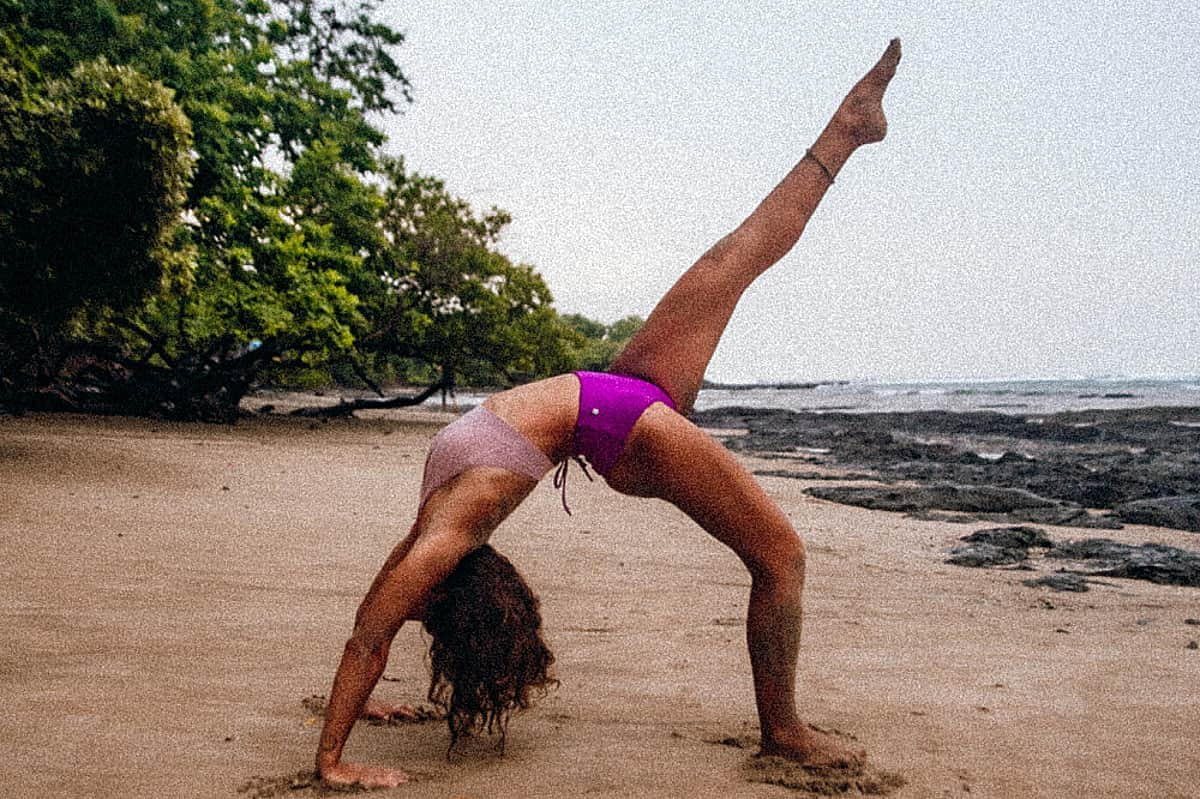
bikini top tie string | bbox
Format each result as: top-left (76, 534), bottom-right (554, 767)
top-left (553, 455), bottom-right (594, 515)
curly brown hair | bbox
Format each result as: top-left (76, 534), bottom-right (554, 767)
top-left (422, 544), bottom-right (556, 754)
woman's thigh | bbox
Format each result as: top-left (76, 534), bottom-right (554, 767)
top-left (608, 255), bottom-right (748, 414)
top-left (607, 405), bottom-right (804, 573)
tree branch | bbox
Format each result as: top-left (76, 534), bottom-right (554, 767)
top-left (288, 377), bottom-right (446, 418)
top-left (110, 316), bottom-right (176, 368)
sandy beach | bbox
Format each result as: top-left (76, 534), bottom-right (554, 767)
top-left (2, 409), bottom-right (1198, 798)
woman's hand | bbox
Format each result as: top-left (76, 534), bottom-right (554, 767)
top-left (361, 698), bottom-right (421, 722)
top-left (319, 761), bottom-right (408, 789)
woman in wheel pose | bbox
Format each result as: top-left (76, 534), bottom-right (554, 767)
top-left (317, 39), bottom-right (902, 789)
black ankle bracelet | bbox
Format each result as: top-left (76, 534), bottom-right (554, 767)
top-left (805, 148), bottom-right (836, 184)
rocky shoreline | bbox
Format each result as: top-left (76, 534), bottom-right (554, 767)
top-left (693, 405), bottom-right (1200, 531)
top-left (693, 404), bottom-right (1200, 589)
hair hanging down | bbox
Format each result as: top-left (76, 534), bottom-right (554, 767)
top-left (422, 544), bottom-right (557, 754)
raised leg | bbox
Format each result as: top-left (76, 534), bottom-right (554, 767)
top-left (610, 39), bottom-right (901, 413)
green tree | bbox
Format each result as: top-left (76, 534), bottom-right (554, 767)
top-left (2, 0), bottom-right (409, 419)
top-left (0, 55), bottom-right (192, 407)
top-left (562, 313), bottom-right (644, 372)
top-left (362, 159), bottom-right (582, 393)
top-left (2, 1), bottom-right (597, 420)
top-left (607, 315), bottom-right (645, 344)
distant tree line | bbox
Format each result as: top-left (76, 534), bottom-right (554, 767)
top-left (0, 0), bottom-right (639, 421)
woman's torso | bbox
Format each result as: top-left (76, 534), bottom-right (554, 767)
top-left (415, 371), bottom-right (682, 540)
top-left (413, 374), bottom-right (581, 540)
top-left (480, 373), bottom-right (581, 462)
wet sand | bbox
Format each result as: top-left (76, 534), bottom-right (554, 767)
top-left (2, 410), bottom-right (1198, 798)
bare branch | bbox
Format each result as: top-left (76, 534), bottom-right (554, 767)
top-left (288, 378), bottom-right (446, 418)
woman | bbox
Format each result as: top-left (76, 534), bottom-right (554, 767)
top-left (317, 39), bottom-right (902, 789)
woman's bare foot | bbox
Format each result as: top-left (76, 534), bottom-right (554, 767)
top-left (760, 724), bottom-right (867, 770)
top-left (828, 38), bottom-right (901, 148)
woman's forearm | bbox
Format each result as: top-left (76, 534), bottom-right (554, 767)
top-left (316, 635), bottom-right (392, 773)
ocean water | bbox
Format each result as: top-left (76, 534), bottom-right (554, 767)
top-left (419, 377), bottom-right (1200, 416)
top-left (692, 377), bottom-right (1200, 416)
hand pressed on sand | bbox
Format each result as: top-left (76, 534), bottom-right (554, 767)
top-left (320, 761), bottom-right (408, 789)
top-left (315, 700), bottom-right (419, 788)
top-left (361, 698), bottom-right (421, 723)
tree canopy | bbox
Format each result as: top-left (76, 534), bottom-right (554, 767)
top-left (562, 313), bottom-right (645, 372)
top-left (1, 0), bottom-right (624, 420)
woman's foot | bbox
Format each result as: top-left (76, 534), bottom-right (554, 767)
top-left (828, 38), bottom-right (901, 148)
top-left (760, 724), bottom-right (867, 770)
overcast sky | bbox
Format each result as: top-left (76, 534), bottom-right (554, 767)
top-left (376, 1), bottom-right (1198, 383)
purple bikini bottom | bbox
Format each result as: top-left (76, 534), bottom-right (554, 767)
top-left (571, 371), bottom-right (676, 476)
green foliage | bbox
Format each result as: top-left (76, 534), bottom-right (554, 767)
top-left (363, 158), bottom-right (583, 388)
top-left (0, 54), bottom-right (192, 400)
top-left (562, 313), bottom-right (644, 372)
top-left (0, 1), bottom-right (404, 415)
top-left (607, 315), bottom-right (644, 344)
top-left (0, 0), bottom-right (624, 419)
top-left (0, 59), bottom-right (192, 323)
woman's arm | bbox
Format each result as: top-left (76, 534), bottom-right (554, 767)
top-left (317, 630), bottom-right (405, 787)
top-left (316, 526), bottom-right (474, 788)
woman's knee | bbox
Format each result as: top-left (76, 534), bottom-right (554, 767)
top-left (747, 528), bottom-right (806, 589)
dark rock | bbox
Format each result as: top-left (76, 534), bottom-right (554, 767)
top-left (807, 484), bottom-right (1122, 530)
top-left (946, 543), bottom-right (1028, 568)
top-left (1112, 495), bottom-right (1200, 533)
top-left (694, 405), bottom-right (1200, 532)
top-left (962, 526), bottom-right (1053, 549)
top-left (1050, 539), bottom-right (1122, 560)
top-left (1047, 538), bottom-right (1200, 587)
top-left (945, 530), bottom-right (1200, 588)
top-left (695, 405), bottom-right (1200, 539)
top-left (753, 469), bottom-right (877, 481)
top-left (1003, 506), bottom-right (1122, 529)
top-left (1023, 573), bottom-right (1090, 592)
top-left (807, 483), bottom-right (1058, 514)
top-left (907, 511), bottom-right (978, 524)
top-left (947, 526), bottom-right (1054, 570)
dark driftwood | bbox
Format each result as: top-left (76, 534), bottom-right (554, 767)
top-left (288, 380), bottom-right (446, 418)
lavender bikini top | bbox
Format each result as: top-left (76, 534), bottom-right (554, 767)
top-left (419, 405), bottom-right (553, 507)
